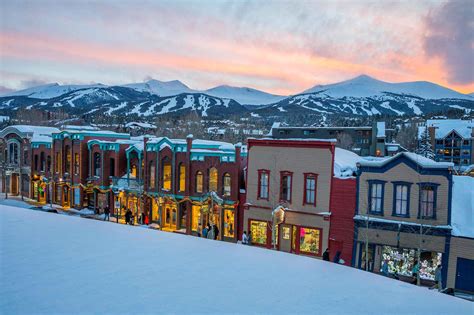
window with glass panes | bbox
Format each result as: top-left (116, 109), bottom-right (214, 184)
top-left (370, 182), bottom-right (383, 213)
top-left (223, 173), bottom-right (231, 196)
top-left (304, 173), bottom-right (317, 205)
top-left (394, 184), bottom-right (410, 216)
top-left (420, 185), bottom-right (435, 218)
top-left (280, 171), bottom-right (292, 202)
top-left (250, 220), bottom-right (267, 245)
top-left (195, 171), bottom-right (203, 193)
top-left (258, 170), bottom-right (269, 199)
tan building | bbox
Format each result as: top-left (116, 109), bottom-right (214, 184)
top-left (244, 139), bottom-right (335, 257)
top-left (354, 152), bottom-right (474, 291)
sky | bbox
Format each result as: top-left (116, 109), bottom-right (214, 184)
top-left (1, 0), bottom-right (473, 95)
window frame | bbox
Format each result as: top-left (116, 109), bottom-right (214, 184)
top-left (195, 171), bottom-right (204, 193)
top-left (298, 225), bottom-right (323, 256)
top-left (303, 173), bottom-right (318, 206)
top-left (209, 167), bottom-right (218, 192)
top-left (279, 171), bottom-right (293, 203)
top-left (417, 183), bottom-right (439, 220)
top-left (223, 173), bottom-right (231, 197)
top-left (178, 163), bottom-right (186, 192)
top-left (392, 181), bottom-right (412, 218)
top-left (257, 169), bottom-right (270, 200)
top-left (367, 180), bottom-right (386, 215)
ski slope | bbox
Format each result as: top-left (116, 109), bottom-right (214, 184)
top-left (0, 205), bottom-right (471, 314)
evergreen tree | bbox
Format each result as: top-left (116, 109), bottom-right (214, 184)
top-left (416, 127), bottom-right (435, 160)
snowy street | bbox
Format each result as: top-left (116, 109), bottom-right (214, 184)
top-left (1, 204), bottom-right (472, 315)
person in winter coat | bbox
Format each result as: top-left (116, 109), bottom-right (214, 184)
top-left (381, 260), bottom-right (389, 277)
top-left (247, 231), bottom-right (252, 245)
top-left (202, 224), bottom-right (209, 238)
top-left (412, 260), bottom-right (420, 284)
top-left (242, 231), bottom-right (248, 244)
top-left (125, 209), bottom-right (131, 225)
top-left (144, 213), bottom-right (149, 225)
top-left (333, 251), bottom-right (341, 264)
top-left (207, 226), bottom-right (215, 240)
top-left (213, 224), bottom-right (219, 240)
top-left (104, 206), bottom-right (110, 221)
top-left (431, 265), bottom-right (442, 291)
top-left (323, 248), bottom-right (330, 261)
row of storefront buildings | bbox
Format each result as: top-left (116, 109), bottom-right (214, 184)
top-left (1, 124), bottom-right (473, 293)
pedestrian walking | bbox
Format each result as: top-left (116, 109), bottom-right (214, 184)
top-left (412, 260), bottom-right (420, 284)
top-left (125, 209), bottom-right (132, 225)
top-left (104, 205), bottom-right (110, 221)
top-left (202, 224), bottom-right (210, 238)
top-left (430, 265), bottom-right (442, 291)
top-left (207, 225), bottom-right (214, 240)
top-left (213, 224), bottom-right (219, 240)
top-left (381, 259), bottom-right (389, 277)
top-left (247, 231), bottom-right (252, 245)
top-left (144, 213), bottom-right (149, 225)
top-left (333, 251), bottom-right (341, 264)
top-left (242, 231), bottom-right (248, 244)
top-left (323, 248), bottom-right (330, 261)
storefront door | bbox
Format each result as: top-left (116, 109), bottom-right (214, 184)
top-left (279, 224), bottom-right (292, 252)
top-left (11, 174), bottom-right (18, 195)
top-left (164, 207), bottom-right (177, 229)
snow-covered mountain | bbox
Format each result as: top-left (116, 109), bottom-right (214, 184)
top-left (204, 85), bottom-right (285, 105)
top-left (3, 83), bottom-right (106, 99)
top-left (122, 79), bottom-right (196, 97)
top-left (303, 75), bottom-right (473, 100)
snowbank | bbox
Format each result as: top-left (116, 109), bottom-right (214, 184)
top-left (451, 176), bottom-right (474, 238)
top-left (1, 205), bottom-right (470, 314)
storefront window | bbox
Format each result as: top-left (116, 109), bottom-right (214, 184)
top-left (381, 246), bottom-right (442, 280)
top-left (149, 164), bottom-right (156, 189)
top-left (250, 220), bottom-right (267, 245)
top-left (74, 187), bottom-right (81, 206)
top-left (192, 205), bottom-right (201, 232)
top-left (282, 227), bottom-right (290, 240)
top-left (223, 209), bottom-right (234, 237)
top-left (299, 227), bottom-right (321, 255)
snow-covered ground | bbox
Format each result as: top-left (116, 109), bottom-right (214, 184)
top-left (0, 205), bottom-right (471, 314)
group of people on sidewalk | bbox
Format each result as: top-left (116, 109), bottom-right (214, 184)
top-left (241, 231), bottom-right (252, 245)
top-left (123, 208), bottom-right (149, 225)
top-left (201, 223), bottom-right (220, 240)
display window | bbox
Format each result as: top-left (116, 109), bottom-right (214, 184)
top-left (192, 205), bottom-right (201, 232)
top-left (250, 220), bottom-right (267, 246)
top-left (381, 246), bottom-right (442, 280)
top-left (223, 209), bottom-right (234, 237)
top-left (299, 227), bottom-right (321, 255)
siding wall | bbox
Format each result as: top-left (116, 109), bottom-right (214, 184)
top-left (447, 237), bottom-right (474, 289)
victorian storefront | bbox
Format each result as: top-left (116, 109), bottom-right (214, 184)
top-left (135, 135), bottom-right (244, 241)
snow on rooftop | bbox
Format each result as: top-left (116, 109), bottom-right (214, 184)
top-left (419, 119), bottom-right (474, 139)
top-left (359, 152), bottom-right (453, 169)
top-left (451, 176), bottom-right (474, 238)
top-left (334, 147), bottom-right (363, 178)
top-left (125, 122), bottom-right (156, 129)
top-left (256, 137), bottom-right (337, 143)
top-left (0, 125), bottom-right (60, 137)
top-left (1, 205), bottom-right (470, 315)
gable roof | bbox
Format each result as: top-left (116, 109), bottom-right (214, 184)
top-left (358, 152), bottom-right (453, 170)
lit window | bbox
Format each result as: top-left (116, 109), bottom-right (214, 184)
top-left (223, 173), bottom-right (231, 196)
top-left (209, 167), bottom-right (218, 192)
top-left (74, 153), bottom-right (79, 174)
top-left (250, 220), bottom-right (267, 245)
top-left (280, 172), bottom-right (292, 202)
top-left (299, 227), bottom-right (321, 255)
top-left (420, 185), bottom-right (437, 219)
top-left (65, 145), bottom-right (71, 173)
top-left (163, 162), bottom-right (171, 190)
top-left (179, 164), bottom-right (186, 192)
top-left (149, 164), bottom-right (156, 189)
top-left (304, 174), bottom-right (317, 205)
top-left (223, 209), bottom-right (234, 237)
top-left (130, 164), bottom-right (137, 177)
top-left (192, 205), bottom-right (201, 231)
top-left (93, 152), bottom-right (101, 177)
top-left (258, 170), bottom-right (269, 199)
top-left (196, 171), bottom-right (203, 193)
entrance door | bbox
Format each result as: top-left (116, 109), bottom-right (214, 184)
top-left (279, 225), bottom-right (292, 252)
top-left (11, 174), bottom-right (19, 195)
top-left (359, 244), bottom-right (375, 272)
top-left (164, 207), bottom-right (175, 229)
top-left (455, 258), bottom-right (474, 292)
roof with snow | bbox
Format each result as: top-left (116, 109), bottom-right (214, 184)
top-left (125, 122), bottom-right (157, 129)
top-left (0, 125), bottom-right (60, 140)
top-left (418, 119), bottom-right (474, 140)
top-left (358, 152), bottom-right (453, 169)
top-left (333, 148), bottom-right (364, 178)
top-left (451, 176), bottom-right (474, 239)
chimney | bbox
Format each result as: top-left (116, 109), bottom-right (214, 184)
top-left (186, 134), bottom-right (193, 153)
top-left (235, 142), bottom-right (242, 164)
